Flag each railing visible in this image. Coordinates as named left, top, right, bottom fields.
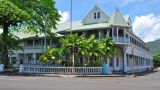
left=19, top=65, right=103, bottom=75
left=24, top=45, right=55, bottom=49
left=113, top=37, right=130, bottom=43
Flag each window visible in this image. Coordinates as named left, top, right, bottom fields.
left=127, top=54, right=130, bottom=66
left=80, top=57, right=83, bottom=64
left=116, top=57, right=119, bottom=67
left=98, top=12, right=100, bottom=19
left=109, top=57, right=113, bottom=66
left=94, top=13, right=96, bottom=19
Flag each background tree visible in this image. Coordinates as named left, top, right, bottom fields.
left=9, top=0, right=61, bottom=36
left=0, top=0, right=30, bottom=68
left=0, top=0, right=60, bottom=68
left=153, top=53, right=160, bottom=67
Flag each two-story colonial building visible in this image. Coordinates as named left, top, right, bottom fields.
left=10, top=6, right=153, bottom=73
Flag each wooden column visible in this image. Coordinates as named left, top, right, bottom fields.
left=33, top=39, right=35, bottom=47
left=112, top=27, right=114, bottom=41
left=50, top=39, right=52, bottom=47
left=83, top=31, right=86, bottom=38
left=116, top=27, right=119, bottom=42
left=114, top=56, right=117, bottom=70
left=124, top=28, right=126, bottom=43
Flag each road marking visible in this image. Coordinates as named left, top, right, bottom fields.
left=0, top=76, right=40, bottom=81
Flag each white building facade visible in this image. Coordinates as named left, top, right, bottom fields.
left=10, top=6, right=153, bottom=73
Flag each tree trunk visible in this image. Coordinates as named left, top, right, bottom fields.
left=2, top=24, right=9, bottom=70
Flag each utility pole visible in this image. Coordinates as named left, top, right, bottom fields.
left=70, top=0, right=72, bottom=35
left=72, top=46, right=75, bottom=74
left=70, top=0, right=75, bottom=74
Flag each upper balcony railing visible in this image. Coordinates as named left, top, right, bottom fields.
left=113, top=37, right=130, bottom=44
left=23, top=45, right=55, bottom=49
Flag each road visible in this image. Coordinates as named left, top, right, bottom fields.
left=0, top=70, right=160, bottom=90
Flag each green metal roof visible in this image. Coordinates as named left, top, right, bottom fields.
left=54, top=21, right=111, bottom=33
left=13, top=30, right=63, bottom=39
left=109, top=9, right=128, bottom=26
left=12, top=7, right=131, bottom=38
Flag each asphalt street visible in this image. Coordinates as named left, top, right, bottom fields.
left=0, top=70, right=160, bottom=90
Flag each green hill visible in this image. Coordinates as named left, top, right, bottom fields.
left=147, top=39, right=160, bottom=54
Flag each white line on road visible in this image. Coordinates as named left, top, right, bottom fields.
left=0, top=76, right=40, bottom=81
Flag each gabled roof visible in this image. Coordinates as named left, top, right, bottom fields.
left=109, top=9, right=128, bottom=26
left=123, top=15, right=131, bottom=25
left=82, top=5, right=110, bottom=25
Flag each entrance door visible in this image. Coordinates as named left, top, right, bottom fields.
left=109, top=57, right=114, bottom=71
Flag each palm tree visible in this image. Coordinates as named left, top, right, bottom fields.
left=39, top=34, right=116, bottom=67
left=80, top=35, right=116, bottom=67
left=39, top=47, right=63, bottom=65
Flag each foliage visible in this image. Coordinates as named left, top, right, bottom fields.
left=0, top=33, right=22, bottom=50
left=60, top=34, right=84, bottom=54
left=153, top=53, right=160, bottom=66
left=86, top=60, right=103, bottom=67
left=40, top=34, right=116, bottom=67
left=39, top=47, right=63, bottom=64
left=0, top=0, right=30, bottom=27
left=0, top=0, right=30, bottom=66
left=9, top=0, right=61, bottom=36
left=0, top=0, right=60, bottom=67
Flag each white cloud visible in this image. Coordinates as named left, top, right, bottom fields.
left=58, top=10, right=70, bottom=23
left=95, top=0, right=143, bottom=7
left=133, top=13, right=160, bottom=42
left=120, top=0, right=143, bottom=6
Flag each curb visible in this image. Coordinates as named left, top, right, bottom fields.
left=0, top=73, right=126, bottom=78
left=76, top=75, right=126, bottom=77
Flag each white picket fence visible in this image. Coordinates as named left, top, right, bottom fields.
left=19, top=65, right=102, bottom=75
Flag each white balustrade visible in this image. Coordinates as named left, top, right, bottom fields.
left=19, top=64, right=102, bottom=75
left=113, top=37, right=129, bottom=43
left=24, top=45, right=55, bottom=49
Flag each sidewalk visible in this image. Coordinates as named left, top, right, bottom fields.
left=0, top=72, right=126, bottom=77
left=1, top=70, right=156, bottom=78
left=43, top=74, right=126, bottom=77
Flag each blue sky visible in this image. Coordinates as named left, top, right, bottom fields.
left=55, top=0, right=160, bottom=22
left=55, top=0, right=160, bottom=42
left=0, top=0, right=159, bottom=42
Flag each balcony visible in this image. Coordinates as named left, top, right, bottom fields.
left=24, top=45, right=55, bottom=49
left=113, top=37, right=130, bottom=44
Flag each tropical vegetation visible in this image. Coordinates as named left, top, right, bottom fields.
left=153, top=52, right=160, bottom=67
left=39, top=34, right=116, bottom=67
left=0, top=0, right=60, bottom=69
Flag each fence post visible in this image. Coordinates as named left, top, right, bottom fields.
left=19, top=64, right=24, bottom=73
left=102, top=64, right=109, bottom=74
